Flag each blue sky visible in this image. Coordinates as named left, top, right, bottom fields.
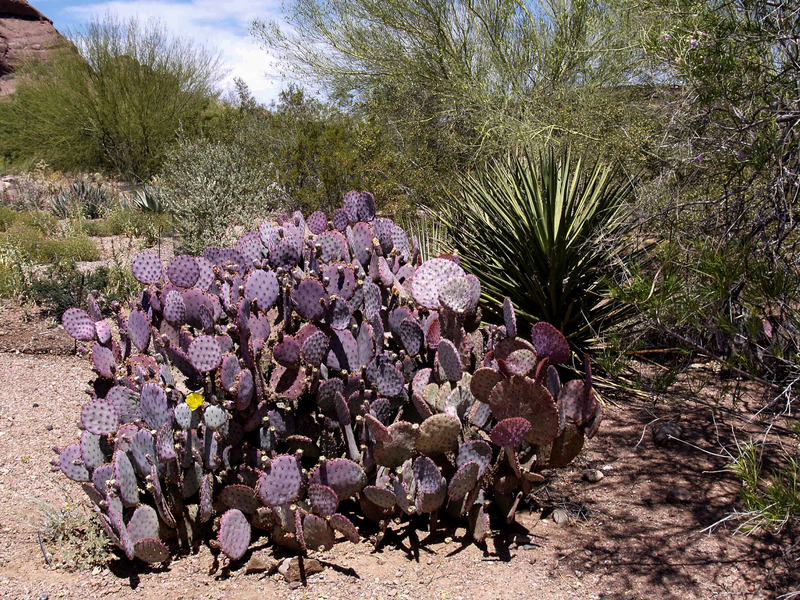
left=31, top=0, right=290, bottom=103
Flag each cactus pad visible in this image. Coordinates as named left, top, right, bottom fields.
left=437, top=339, right=462, bottom=381
left=531, top=321, right=571, bottom=365
left=167, top=254, right=201, bottom=288
left=131, top=251, right=162, bottom=285
left=218, top=509, right=251, bottom=561
left=416, top=413, right=461, bottom=456
left=501, top=348, right=537, bottom=377
left=309, top=458, right=366, bottom=500
left=90, top=342, right=115, bottom=378
left=411, top=258, right=465, bottom=310
left=374, top=421, right=419, bottom=468
left=140, top=383, right=172, bottom=431
left=306, top=483, right=339, bottom=517
left=127, top=309, right=151, bottom=352
left=81, top=399, right=119, bottom=435
left=133, top=538, right=170, bottom=563
left=307, top=210, right=328, bottom=234
left=448, top=461, right=480, bottom=501
left=292, top=277, right=327, bottom=321
left=257, top=454, right=302, bottom=507
left=273, top=336, right=301, bottom=368
left=59, top=443, right=89, bottom=481
left=470, top=368, right=504, bottom=403
left=457, top=440, right=492, bottom=477
left=490, top=417, right=531, bottom=447
left=127, top=505, right=160, bottom=543
left=80, top=430, right=105, bottom=472
left=203, top=404, right=227, bottom=430
left=113, top=450, right=139, bottom=507
left=244, top=269, right=280, bottom=309
left=438, top=277, right=472, bottom=313
left=221, top=485, right=259, bottom=514
left=62, top=308, right=96, bottom=341
left=363, top=485, right=398, bottom=509
left=188, top=335, right=222, bottom=372
left=489, top=376, right=559, bottom=446
left=399, top=318, right=424, bottom=356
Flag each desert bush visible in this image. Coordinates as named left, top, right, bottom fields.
left=254, top=0, right=657, bottom=175
left=51, top=191, right=602, bottom=565
left=49, top=180, right=110, bottom=220
left=0, top=15, right=223, bottom=178
left=202, top=84, right=425, bottom=218
left=158, top=137, right=280, bottom=254
left=0, top=237, right=35, bottom=298
left=439, top=148, right=640, bottom=352
left=731, top=439, right=800, bottom=533
left=39, top=500, right=110, bottom=569
left=620, top=0, right=800, bottom=389
left=29, top=261, right=110, bottom=318
left=0, top=224, right=99, bottom=264
left=0, top=208, right=58, bottom=234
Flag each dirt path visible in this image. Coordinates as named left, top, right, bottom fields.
left=0, top=304, right=795, bottom=599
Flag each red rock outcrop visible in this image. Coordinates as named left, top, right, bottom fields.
left=0, top=0, right=67, bottom=97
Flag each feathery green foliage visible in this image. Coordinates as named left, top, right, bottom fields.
left=731, top=440, right=800, bottom=533
left=0, top=15, right=223, bottom=178
left=440, top=148, right=638, bottom=350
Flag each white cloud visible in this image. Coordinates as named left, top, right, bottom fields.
left=60, top=0, right=289, bottom=103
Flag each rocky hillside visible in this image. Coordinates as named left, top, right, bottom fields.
left=0, top=0, right=66, bottom=97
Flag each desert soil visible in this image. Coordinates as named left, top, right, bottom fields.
left=0, top=301, right=797, bottom=600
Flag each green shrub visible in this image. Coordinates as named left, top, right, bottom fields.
left=0, top=206, right=17, bottom=231
left=0, top=237, right=35, bottom=298
left=616, top=236, right=800, bottom=382
left=439, top=148, right=641, bottom=351
left=731, top=440, right=800, bottom=533
left=38, top=500, right=110, bottom=569
left=39, top=235, right=100, bottom=263
left=50, top=180, right=109, bottom=220
left=158, top=137, right=279, bottom=253
left=0, top=208, right=58, bottom=233
left=1, top=226, right=99, bottom=263
left=0, top=15, right=223, bottom=178
left=30, top=261, right=108, bottom=317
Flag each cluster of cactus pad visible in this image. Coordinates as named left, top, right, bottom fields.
left=52, top=191, right=602, bottom=566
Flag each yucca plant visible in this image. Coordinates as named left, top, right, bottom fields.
left=439, top=148, right=639, bottom=352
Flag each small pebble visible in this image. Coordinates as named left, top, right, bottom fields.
left=45, top=425, right=53, bottom=431
left=32, top=403, right=39, bottom=408
left=666, top=486, right=692, bottom=503
left=583, top=469, right=604, bottom=483
left=39, top=594, right=48, bottom=600
left=552, top=509, right=571, bottom=525
left=653, top=422, right=683, bottom=447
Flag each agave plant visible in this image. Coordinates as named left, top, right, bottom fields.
left=439, top=148, right=639, bottom=351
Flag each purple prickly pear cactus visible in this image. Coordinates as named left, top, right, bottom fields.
left=50, top=189, right=601, bottom=566
left=218, top=509, right=251, bottom=561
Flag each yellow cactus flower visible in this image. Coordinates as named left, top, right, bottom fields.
left=186, top=392, right=204, bottom=411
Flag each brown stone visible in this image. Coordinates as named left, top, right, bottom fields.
left=278, top=557, right=323, bottom=582
left=583, top=468, right=605, bottom=483
left=653, top=422, right=683, bottom=447
left=666, top=486, right=692, bottom=503
left=243, top=552, right=272, bottom=575
left=0, top=1, right=70, bottom=97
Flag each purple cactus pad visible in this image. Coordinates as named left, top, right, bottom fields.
left=62, top=308, right=96, bottom=341
left=131, top=251, right=162, bottom=285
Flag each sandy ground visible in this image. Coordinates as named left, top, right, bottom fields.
left=0, top=301, right=797, bottom=600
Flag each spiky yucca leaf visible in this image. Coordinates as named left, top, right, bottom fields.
left=439, top=148, right=638, bottom=351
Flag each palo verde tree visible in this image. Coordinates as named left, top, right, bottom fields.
left=252, top=0, right=656, bottom=170
left=0, top=14, right=223, bottom=178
